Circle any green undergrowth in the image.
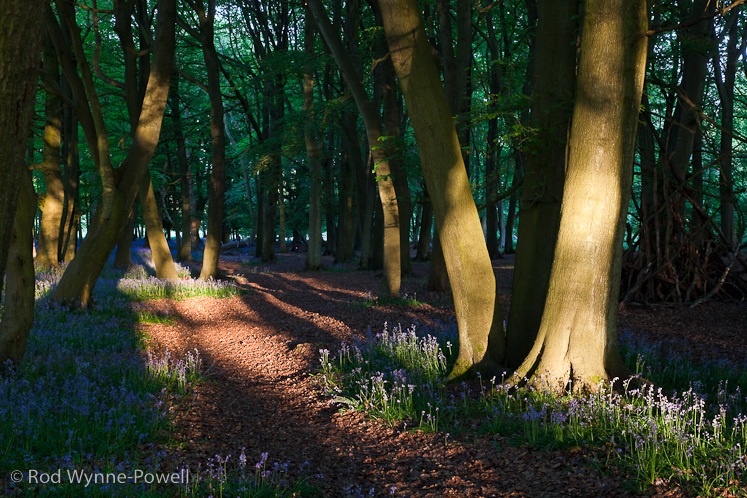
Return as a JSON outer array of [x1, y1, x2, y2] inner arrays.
[[353, 291, 426, 308], [317, 323, 747, 497], [1, 260, 313, 497]]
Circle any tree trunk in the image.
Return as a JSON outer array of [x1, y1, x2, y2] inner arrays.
[[504, 0, 577, 368], [416, 185, 433, 261], [49, 0, 176, 307], [336, 113, 358, 263], [172, 71, 193, 261], [380, 0, 504, 378], [196, 0, 226, 280], [59, 88, 80, 263], [0, 0, 45, 298], [37, 37, 65, 268], [513, 0, 648, 391], [427, 226, 449, 292], [309, 0, 401, 296], [0, 168, 36, 364], [304, 9, 323, 270], [714, 8, 739, 248], [113, 203, 137, 268], [139, 173, 179, 280]]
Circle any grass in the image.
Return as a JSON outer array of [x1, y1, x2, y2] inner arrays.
[[353, 291, 426, 308], [1, 259, 314, 497], [317, 322, 747, 497]]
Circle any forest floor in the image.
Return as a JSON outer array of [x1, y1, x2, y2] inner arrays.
[[136, 247, 747, 497]]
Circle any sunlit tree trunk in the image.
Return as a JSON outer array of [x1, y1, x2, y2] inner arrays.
[[48, 0, 176, 307], [504, 0, 577, 368], [309, 0, 401, 296], [194, 0, 226, 280], [513, 0, 648, 391], [140, 174, 179, 280], [380, 0, 504, 377], [36, 37, 65, 268]]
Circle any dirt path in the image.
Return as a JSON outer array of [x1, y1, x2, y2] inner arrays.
[[136, 250, 743, 497]]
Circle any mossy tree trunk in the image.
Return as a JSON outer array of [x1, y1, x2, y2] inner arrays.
[[513, 0, 648, 391], [504, 0, 577, 368], [380, 0, 504, 378]]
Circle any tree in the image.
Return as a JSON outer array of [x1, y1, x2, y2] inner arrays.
[[48, 0, 177, 307], [308, 0, 402, 296], [0, 0, 45, 299], [0, 0, 46, 362], [513, 0, 649, 391], [379, 0, 505, 378], [504, 0, 577, 368]]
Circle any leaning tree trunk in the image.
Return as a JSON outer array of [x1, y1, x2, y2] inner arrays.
[[380, 0, 504, 378], [513, 0, 648, 392], [308, 0, 401, 296], [49, 0, 176, 307], [504, 0, 577, 368], [0, 0, 45, 298], [139, 173, 179, 280]]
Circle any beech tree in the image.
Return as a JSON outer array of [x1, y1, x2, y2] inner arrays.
[[379, 0, 505, 378], [48, 0, 176, 307], [0, 0, 45, 363], [513, 0, 649, 390]]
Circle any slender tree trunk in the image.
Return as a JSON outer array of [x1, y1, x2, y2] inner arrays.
[[323, 148, 336, 256], [172, 72, 192, 261], [416, 184, 433, 261], [59, 84, 80, 263], [304, 9, 323, 270], [427, 226, 449, 292], [336, 113, 358, 263], [197, 0, 226, 280], [309, 0, 401, 296], [504, 0, 577, 368], [714, 9, 739, 248], [380, 0, 504, 377], [513, 0, 648, 391]]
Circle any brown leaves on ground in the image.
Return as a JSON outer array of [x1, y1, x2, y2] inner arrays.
[[139, 251, 744, 497]]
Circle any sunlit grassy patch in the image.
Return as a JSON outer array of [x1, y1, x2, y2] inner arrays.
[[318, 322, 747, 497]]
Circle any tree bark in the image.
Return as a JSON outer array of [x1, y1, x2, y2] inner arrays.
[[504, 0, 577, 368], [308, 0, 401, 296], [172, 71, 193, 261], [304, 8, 324, 270], [139, 173, 179, 280], [195, 0, 226, 280], [0, 168, 36, 364], [37, 36, 65, 269], [0, 0, 45, 299], [513, 0, 648, 391], [380, 0, 504, 378]]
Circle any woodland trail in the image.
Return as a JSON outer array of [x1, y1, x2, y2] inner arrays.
[[137, 250, 745, 497]]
